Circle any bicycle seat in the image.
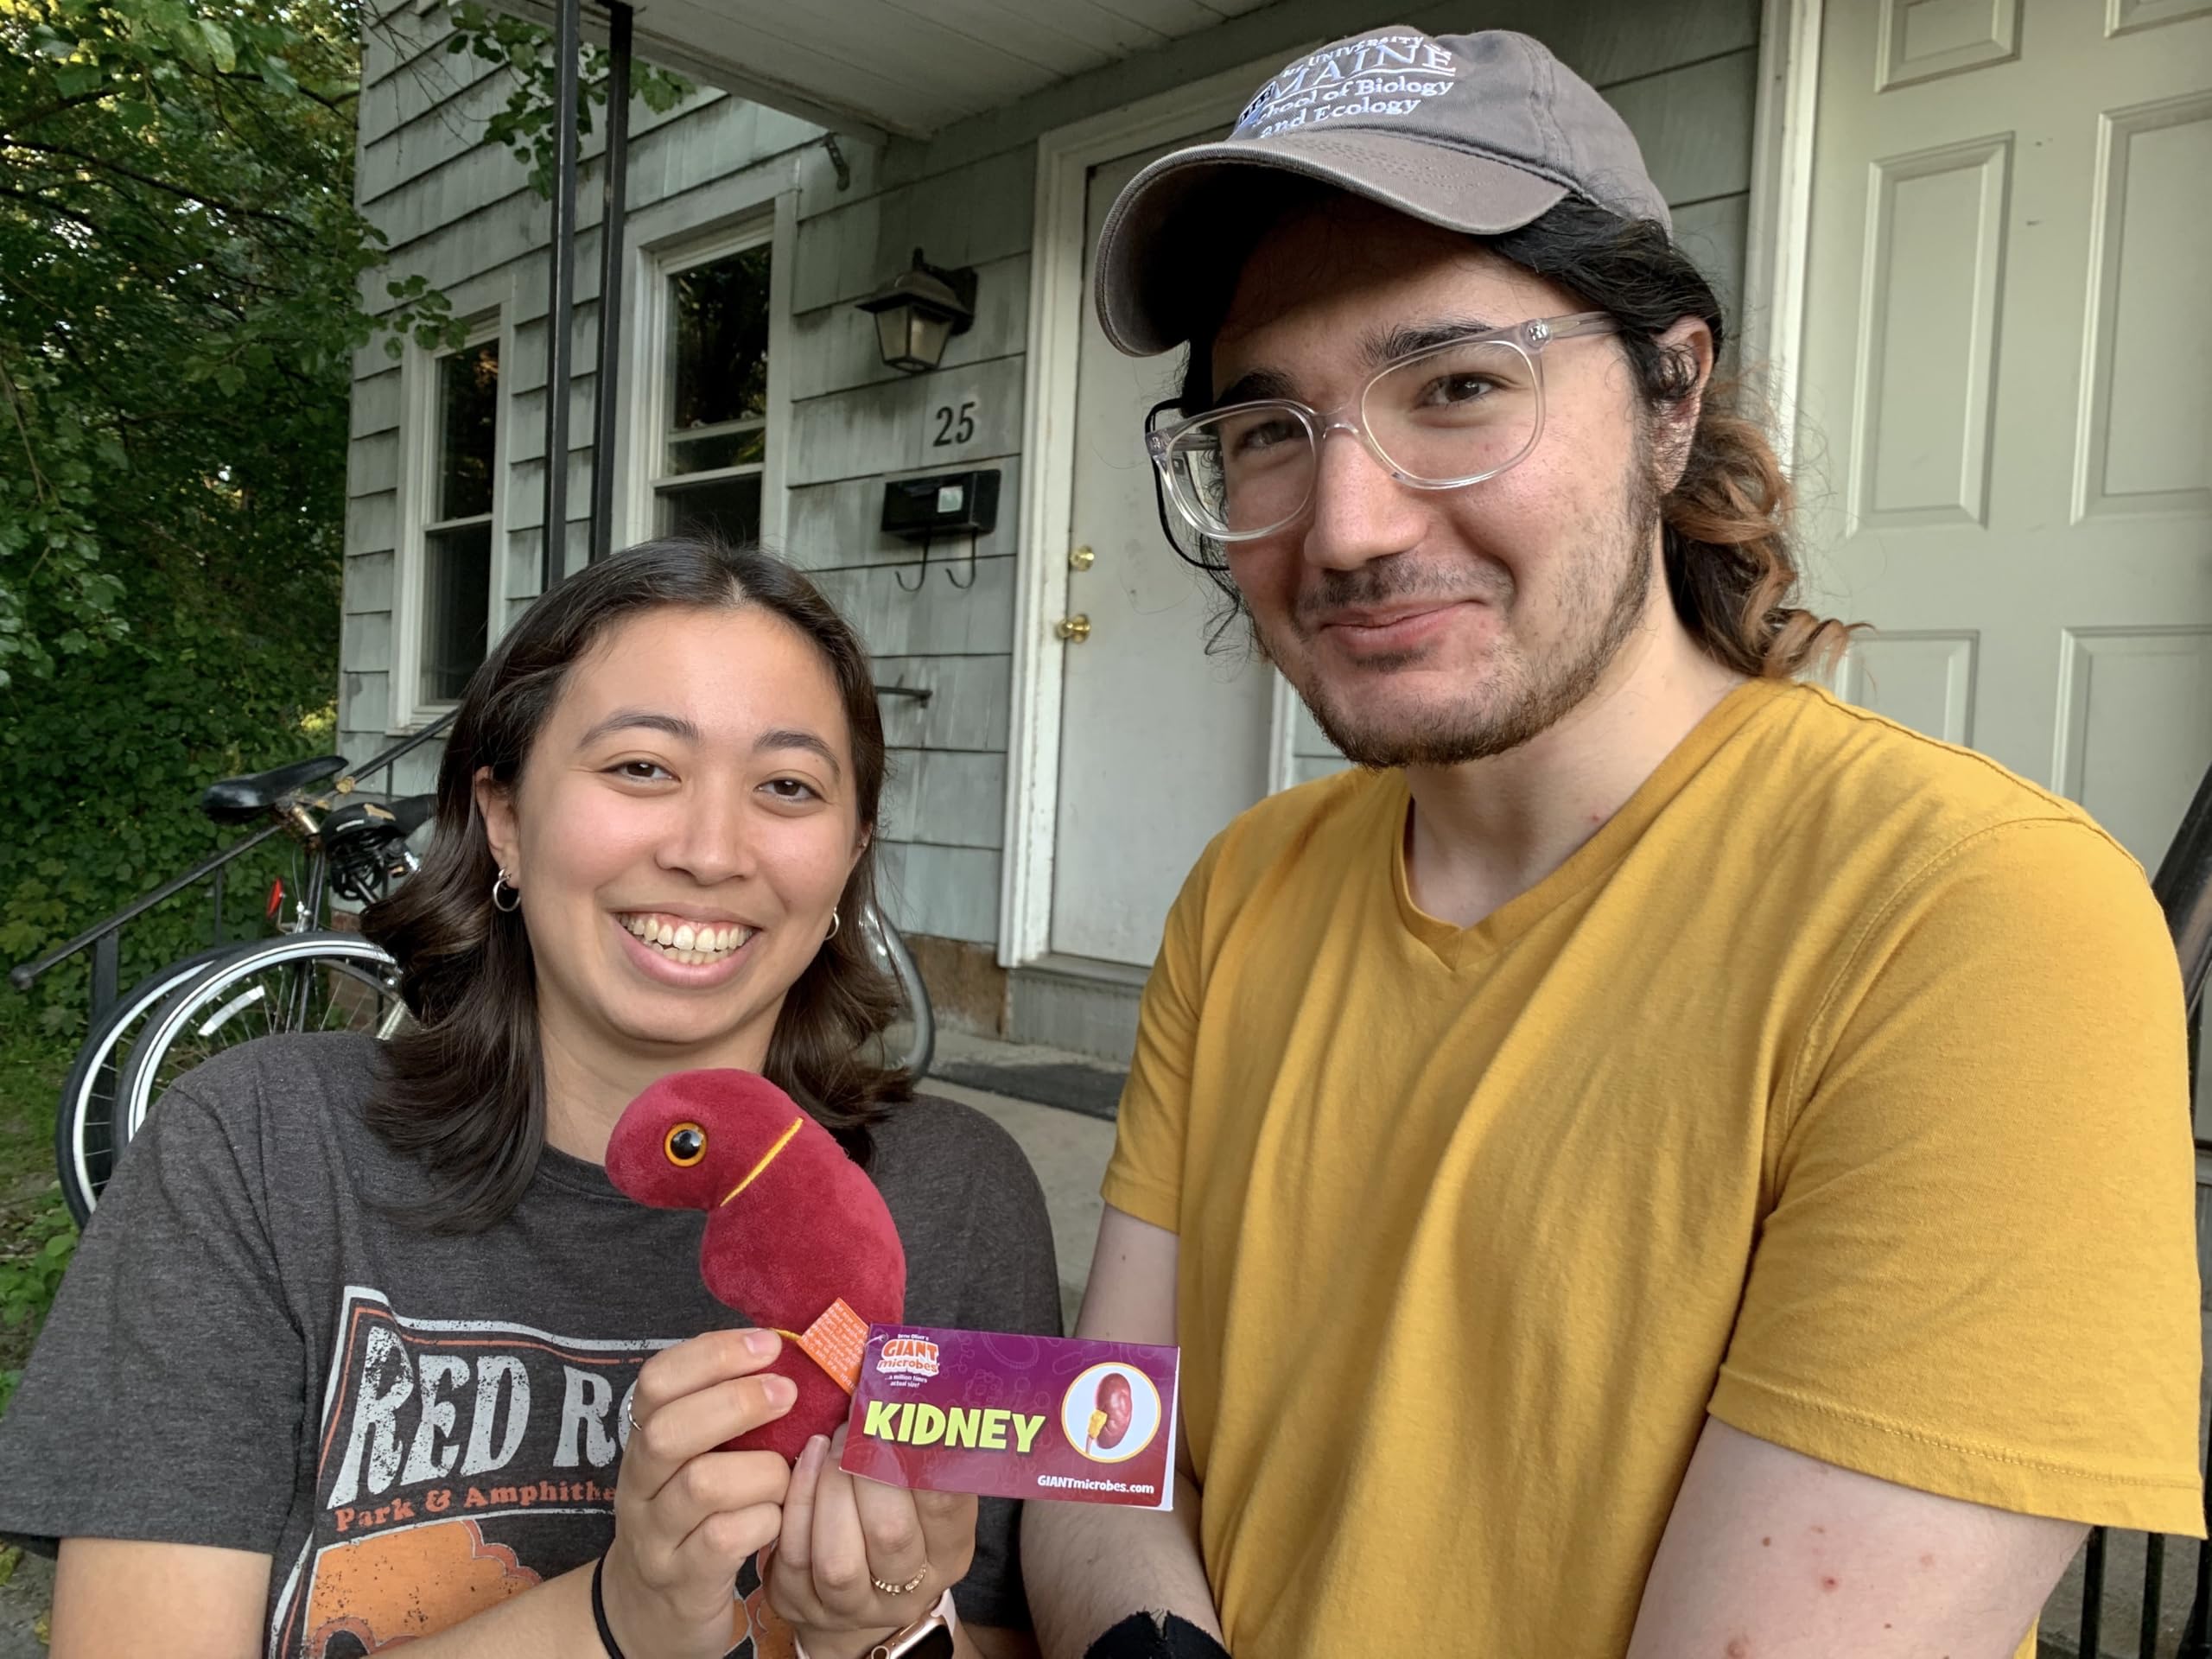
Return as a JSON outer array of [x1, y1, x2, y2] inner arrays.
[[200, 755, 347, 824], [323, 794, 435, 844]]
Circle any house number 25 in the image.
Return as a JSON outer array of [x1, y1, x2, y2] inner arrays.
[[931, 399, 977, 447]]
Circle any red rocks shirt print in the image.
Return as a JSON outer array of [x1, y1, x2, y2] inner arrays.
[[271, 1287, 781, 1658]]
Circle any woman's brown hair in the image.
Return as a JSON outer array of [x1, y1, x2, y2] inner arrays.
[[361, 537, 907, 1230], [1175, 191, 1853, 679]]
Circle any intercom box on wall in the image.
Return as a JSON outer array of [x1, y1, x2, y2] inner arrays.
[[881, 470, 1000, 542]]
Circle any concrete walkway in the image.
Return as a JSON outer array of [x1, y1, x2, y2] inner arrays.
[[923, 1027, 1121, 1332], [0, 1548, 48, 1658]]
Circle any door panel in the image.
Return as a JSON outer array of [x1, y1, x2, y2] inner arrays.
[[1799, 0, 2212, 1121], [1046, 143, 1274, 968], [1802, 0, 2212, 839]]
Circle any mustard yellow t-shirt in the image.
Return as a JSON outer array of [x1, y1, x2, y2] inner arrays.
[[1103, 678, 2202, 1658]]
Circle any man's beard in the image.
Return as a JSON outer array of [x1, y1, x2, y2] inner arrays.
[[1259, 461, 1662, 770]]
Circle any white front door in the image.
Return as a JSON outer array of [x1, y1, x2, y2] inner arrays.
[[1798, 0, 2212, 874], [1046, 143, 1278, 968]]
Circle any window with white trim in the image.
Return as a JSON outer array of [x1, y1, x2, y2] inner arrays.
[[418, 334, 500, 707], [653, 237, 772, 542]]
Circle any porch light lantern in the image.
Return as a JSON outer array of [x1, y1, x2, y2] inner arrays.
[[856, 248, 977, 373]]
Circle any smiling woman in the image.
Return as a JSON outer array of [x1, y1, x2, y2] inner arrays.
[[367, 543, 907, 1223], [0, 538, 1059, 1659]]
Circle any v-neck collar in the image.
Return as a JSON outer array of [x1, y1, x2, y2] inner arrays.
[[1388, 677, 1788, 969]]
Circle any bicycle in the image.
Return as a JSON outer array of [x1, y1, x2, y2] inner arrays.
[[56, 753, 430, 1223]]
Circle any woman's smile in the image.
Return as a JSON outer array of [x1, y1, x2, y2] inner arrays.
[[611, 908, 763, 986]]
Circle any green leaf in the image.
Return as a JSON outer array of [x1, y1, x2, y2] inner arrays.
[[197, 21, 238, 73], [52, 61, 104, 98]]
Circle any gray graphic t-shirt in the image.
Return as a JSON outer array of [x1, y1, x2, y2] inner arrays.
[[0, 1033, 1060, 1656]]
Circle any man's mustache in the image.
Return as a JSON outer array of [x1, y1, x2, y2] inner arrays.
[[1293, 557, 1511, 630]]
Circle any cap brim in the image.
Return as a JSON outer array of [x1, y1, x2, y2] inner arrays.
[[1095, 129, 1571, 357]]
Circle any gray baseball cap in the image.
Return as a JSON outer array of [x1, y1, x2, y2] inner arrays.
[[1095, 28, 1669, 357]]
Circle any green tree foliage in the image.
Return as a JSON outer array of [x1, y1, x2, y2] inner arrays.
[[443, 1, 690, 198], [0, 0, 693, 1013], [0, 0, 446, 1025]]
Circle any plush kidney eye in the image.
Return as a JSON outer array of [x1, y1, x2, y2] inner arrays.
[[665, 1123, 707, 1166]]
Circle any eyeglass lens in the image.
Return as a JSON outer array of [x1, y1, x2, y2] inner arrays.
[[1165, 337, 1542, 537]]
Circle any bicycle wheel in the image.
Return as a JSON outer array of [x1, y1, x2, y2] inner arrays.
[[860, 904, 935, 1080], [114, 933, 407, 1150], [52, 946, 234, 1225]]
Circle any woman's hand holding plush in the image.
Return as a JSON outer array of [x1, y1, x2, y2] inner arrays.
[[600, 1328, 798, 1659], [766, 1424, 980, 1658], [598, 1331, 981, 1659]]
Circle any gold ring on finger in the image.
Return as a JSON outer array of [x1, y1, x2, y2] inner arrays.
[[870, 1566, 930, 1597]]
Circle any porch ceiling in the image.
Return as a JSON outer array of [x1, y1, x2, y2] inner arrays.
[[536, 0, 1282, 142]]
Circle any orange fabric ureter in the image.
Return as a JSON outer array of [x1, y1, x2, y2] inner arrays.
[[795, 1300, 869, 1395]]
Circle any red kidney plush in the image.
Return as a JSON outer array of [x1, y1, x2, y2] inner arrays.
[[605, 1070, 906, 1462]]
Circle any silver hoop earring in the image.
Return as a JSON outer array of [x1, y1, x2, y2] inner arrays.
[[824, 908, 841, 941], [491, 869, 522, 912]]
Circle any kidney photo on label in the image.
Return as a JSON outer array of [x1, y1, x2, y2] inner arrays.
[[1060, 1363, 1161, 1465]]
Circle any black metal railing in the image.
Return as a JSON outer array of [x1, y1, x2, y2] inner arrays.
[[6, 711, 459, 1020], [2064, 755, 2212, 1659]]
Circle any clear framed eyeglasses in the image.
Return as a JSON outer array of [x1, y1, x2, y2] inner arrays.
[[1143, 310, 1619, 571]]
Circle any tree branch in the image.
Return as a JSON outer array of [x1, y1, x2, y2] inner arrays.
[[212, 67, 360, 110], [0, 86, 124, 142], [2, 141, 308, 231], [0, 182, 102, 233], [0, 355, 53, 505]]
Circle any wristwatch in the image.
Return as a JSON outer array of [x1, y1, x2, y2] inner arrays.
[[789, 1589, 962, 1659], [868, 1587, 960, 1659]]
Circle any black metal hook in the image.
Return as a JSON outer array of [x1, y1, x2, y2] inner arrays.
[[895, 533, 930, 594], [944, 532, 977, 589]]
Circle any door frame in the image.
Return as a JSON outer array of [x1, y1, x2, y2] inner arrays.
[[999, 8, 1826, 969], [1744, 0, 1823, 474]]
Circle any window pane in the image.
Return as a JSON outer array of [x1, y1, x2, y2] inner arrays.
[[421, 521, 491, 703], [666, 425, 766, 477], [437, 340, 500, 521], [671, 247, 771, 441], [658, 473, 762, 547]]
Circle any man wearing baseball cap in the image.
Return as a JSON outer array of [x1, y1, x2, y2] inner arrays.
[[1022, 26, 2202, 1659]]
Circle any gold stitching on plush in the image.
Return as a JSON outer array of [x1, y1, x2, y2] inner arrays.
[[719, 1113, 805, 1209]]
